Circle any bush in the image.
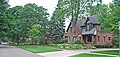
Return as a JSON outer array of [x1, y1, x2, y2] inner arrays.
[[95, 45, 112, 48], [56, 39, 67, 44], [112, 45, 117, 48], [58, 44, 84, 49], [95, 45, 105, 48], [73, 44, 83, 49], [74, 40, 82, 44]]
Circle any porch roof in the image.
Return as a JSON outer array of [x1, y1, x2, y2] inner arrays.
[[82, 28, 96, 35]]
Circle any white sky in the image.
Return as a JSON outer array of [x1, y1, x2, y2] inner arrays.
[[9, 0, 58, 17], [9, 0, 112, 30]]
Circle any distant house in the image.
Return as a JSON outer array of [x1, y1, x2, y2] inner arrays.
[[65, 16, 113, 46]]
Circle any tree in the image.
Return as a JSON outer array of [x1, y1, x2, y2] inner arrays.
[[54, 0, 102, 44], [0, 0, 9, 42], [15, 3, 49, 45], [27, 25, 40, 44], [49, 19, 65, 44], [109, 0, 120, 41], [2, 3, 49, 45], [87, 1, 120, 42], [48, 0, 66, 44]]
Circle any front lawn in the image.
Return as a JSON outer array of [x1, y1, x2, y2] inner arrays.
[[71, 53, 114, 57], [16, 44, 83, 53], [94, 50, 119, 55], [17, 45, 62, 53]]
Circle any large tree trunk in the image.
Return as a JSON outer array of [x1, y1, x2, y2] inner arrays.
[[69, 0, 80, 44]]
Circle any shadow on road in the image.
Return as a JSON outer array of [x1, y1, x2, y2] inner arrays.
[[0, 45, 15, 48]]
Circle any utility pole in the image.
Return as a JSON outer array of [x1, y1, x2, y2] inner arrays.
[[118, 21, 120, 57]]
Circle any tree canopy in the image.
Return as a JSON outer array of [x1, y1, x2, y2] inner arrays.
[[0, 0, 120, 45], [0, 1, 50, 45]]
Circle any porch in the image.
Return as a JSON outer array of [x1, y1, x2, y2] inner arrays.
[[82, 35, 96, 45]]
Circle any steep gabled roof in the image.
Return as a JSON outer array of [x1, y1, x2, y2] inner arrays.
[[76, 20, 85, 34], [66, 20, 84, 32], [89, 15, 100, 24], [66, 16, 100, 34]]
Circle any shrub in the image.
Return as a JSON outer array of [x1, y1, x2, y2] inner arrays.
[[73, 44, 83, 49], [74, 40, 82, 44], [95, 45, 105, 48], [58, 44, 84, 49], [57, 39, 67, 44], [95, 45, 112, 48], [112, 45, 117, 48]]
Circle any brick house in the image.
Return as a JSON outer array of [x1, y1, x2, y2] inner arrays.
[[65, 16, 113, 46]]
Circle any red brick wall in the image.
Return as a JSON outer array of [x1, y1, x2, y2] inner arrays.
[[66, 26, 81, 42], [65, 24, 113, 45], [95, 33, 113, 45]]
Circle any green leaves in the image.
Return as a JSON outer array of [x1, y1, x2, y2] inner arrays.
[[87, 1, 120, 41], [0, 2, 50, 44], [0, 0, 9, 38]]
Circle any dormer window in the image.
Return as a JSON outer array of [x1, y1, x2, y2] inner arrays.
[[87, 20, 93, 31], [87, 24, 90, 31]]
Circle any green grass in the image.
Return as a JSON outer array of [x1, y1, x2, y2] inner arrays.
[[71, 53, 114, 57], [94, 50, 119, 55], [17, 45, 62, 53], [16, 44, 83, 53]]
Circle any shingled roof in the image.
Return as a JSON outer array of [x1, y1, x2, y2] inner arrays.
[[82, 28, 96, 35], [88, 15, 100, 24], [76, 16, 100, 35], [66, 16, 100, 35], [76, 20, 84, 34]]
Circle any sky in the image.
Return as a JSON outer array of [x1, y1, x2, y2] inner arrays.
[[9, 0, 58, 17], [8, 0, 112, 30]]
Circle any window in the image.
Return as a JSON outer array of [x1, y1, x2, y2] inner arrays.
[[98, 36, 100, 42], [103, 36, 105, 42], [87, 24, 93, 31], [87, 24, 90, 31], [108, 37, 111, 41], [86, 20, 93, 31], [89, 23, 93, 29]]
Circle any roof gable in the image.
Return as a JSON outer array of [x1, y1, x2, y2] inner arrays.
[[88, 16, 100, 24], [66, 15, 100, 33]]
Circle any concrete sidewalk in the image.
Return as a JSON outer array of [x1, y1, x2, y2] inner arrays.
[[89, 53, 118, 57], [37, 48, 119, 57], [0, 45, 43, 57]]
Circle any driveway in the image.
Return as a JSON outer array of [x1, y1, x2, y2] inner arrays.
[[0, 45, 43, 57], [37, 48, 119, 57]]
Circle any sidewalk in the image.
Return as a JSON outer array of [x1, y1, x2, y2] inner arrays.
[[37, 48, 119, 57], [89, 53, 118, 57]]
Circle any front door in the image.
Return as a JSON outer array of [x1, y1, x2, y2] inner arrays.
[[86, 35, 92, 43]]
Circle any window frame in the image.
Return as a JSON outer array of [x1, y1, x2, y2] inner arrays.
[[97, 36, 100, 43], [103, 36, 105, 43], [86, 21, 93, 31], [108, 37, 111, 42]]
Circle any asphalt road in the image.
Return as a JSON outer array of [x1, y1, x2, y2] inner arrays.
[[0, 45, 43, 57]]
